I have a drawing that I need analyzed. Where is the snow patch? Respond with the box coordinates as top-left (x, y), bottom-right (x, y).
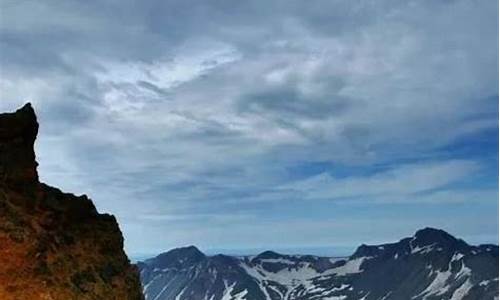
top-left (260, 258), bottom-right (296, 265)
top-left (451, 253), bottom-right (464, 262)
top-left (411, 243), bottom-right (436, 254)
top-left (415, 269), bottom-right (452, 299)
top-left (330, 257), bottom-right (371, 276)
top-left (450, 279), bottom-right (473, 300)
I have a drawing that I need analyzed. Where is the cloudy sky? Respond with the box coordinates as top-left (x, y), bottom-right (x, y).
top-left (0, 0), bottom-right (498, 257)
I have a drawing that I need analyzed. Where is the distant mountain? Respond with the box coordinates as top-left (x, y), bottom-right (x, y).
top-left (138, 228), bottom-right (498, 300)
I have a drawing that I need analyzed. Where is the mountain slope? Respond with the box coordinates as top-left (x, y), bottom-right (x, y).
top-left (0, 104), bottom-right (143, 299)
top-left (139, 228), bottom-right (498, 300)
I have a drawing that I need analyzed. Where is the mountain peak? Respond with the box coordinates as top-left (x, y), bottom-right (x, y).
top-left (414, 227), bottom-right (453, 239)
top-left (0, 104), bottom-right (143, 299)
top-left (412, 227), bottom-right (467, 249)
top-left (177, 245), bottom-right (205, 256)
top-left (151, 245), bottom-right (206, 269)
top-left (351, 228), bottom-right (470, 259)
top-left (255, 250), bottom-right (284, 260)
top-left (0, 102), bottom-right (39, 188)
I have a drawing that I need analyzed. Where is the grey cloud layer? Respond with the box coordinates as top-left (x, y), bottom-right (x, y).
top-left (0, 0), bottom-right (497, 253)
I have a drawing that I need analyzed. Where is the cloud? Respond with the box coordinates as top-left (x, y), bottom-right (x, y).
top-left (0, 0), bottom-right (497, 253)
top-left (95, 41), bottom-right (241, 114)
top-left (277, 160), bottom-right (481, 201)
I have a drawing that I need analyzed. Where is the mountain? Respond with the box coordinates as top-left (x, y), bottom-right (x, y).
top-left (139, 228), bottom-right (498, 300)
top-left (0, 104), bottom-right (143, 299)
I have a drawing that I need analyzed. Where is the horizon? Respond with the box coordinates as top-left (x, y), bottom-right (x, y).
top-left (129, 245), bottom-right (356, 262)
top-left (128, 226), bottom-right (499, 262)
top-left (0, 0), bottom-right (498, 256)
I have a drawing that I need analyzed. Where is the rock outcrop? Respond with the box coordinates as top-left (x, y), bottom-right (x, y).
top-left (0, 104), bottom-right (143, 299)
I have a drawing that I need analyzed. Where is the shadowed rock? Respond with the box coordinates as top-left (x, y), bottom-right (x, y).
top-left (0, 104), bottom-right (143, 300)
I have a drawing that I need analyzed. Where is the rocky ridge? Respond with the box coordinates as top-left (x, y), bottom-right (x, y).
top-left (0, 104), bottom-right (143, 299)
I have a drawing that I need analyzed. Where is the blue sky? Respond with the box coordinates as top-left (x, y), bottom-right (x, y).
top-left (0, 0), bottom-right (498, 257)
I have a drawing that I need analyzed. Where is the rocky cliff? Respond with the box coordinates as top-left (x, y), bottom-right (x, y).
top-left (0, 104), bottom-right (143, 299)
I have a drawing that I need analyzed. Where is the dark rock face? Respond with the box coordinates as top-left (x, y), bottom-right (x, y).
top-left (147, 245), bottom-right (206, 270)
top-left (139, 248), bottom-right (267, 300)
top-left (139, 228), bottom-right (498, 300)
top-left (0, 104), bottom-right (143, 299)
top-left (0, 104), bottom-right (39, 188)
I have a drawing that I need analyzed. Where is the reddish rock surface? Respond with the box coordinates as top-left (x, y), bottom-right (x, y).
top-left (0, 104), bottom-right (143, 299)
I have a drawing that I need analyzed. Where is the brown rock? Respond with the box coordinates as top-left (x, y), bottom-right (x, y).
top-left (0, 104), bottom-right (144, 300)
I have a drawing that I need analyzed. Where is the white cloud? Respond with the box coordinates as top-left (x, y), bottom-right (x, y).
top-left (277, 160), bottom-right (481, 201)
top-left (96, 42), bottom-right (241, 115)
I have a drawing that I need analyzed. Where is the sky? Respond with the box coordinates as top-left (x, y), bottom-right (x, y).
top-left (0, 0), bottom-right (498, 258)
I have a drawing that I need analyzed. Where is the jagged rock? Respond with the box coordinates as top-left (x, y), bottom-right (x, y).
top-left (0, 104), bottom-right (143, 300)
top-left (0, 104), bottom-right (39, 188)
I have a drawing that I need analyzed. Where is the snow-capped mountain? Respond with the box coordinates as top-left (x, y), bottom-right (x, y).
top-left (138, 228), bottom-right (498, 300)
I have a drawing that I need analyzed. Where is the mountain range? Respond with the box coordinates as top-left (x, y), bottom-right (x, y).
top-left (138, 228), bottom-right (498, 300)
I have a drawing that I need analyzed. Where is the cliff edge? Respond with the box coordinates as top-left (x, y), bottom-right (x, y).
top-left (0, 104), bottom-right (143, 299)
